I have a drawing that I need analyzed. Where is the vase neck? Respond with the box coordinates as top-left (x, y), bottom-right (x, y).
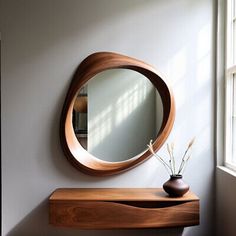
top-left (170, 174), bottom-right (182, 179)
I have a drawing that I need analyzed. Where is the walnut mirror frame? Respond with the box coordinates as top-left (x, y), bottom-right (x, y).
top-left (60, 52), bottom-right (175, 176)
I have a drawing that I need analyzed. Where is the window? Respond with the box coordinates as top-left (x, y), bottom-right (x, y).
top-left (225, 0), bottom-right (236, 170)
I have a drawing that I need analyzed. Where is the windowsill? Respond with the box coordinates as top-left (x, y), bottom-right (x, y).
top-left (217, 165), bottom-right (236, 178)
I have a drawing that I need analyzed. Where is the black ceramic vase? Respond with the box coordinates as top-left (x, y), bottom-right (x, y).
top-left (163, 175), bottom-right (189, 197)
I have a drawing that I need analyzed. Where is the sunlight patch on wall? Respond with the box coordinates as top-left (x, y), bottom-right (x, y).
top-left (169, 47), bottom-right (187, 83)
top-left (197, 23), bottom-right (211, 60)
top-left (168, 46), bottom-right (187, 110)
top-left (196, 23), bottom-right (211, 88)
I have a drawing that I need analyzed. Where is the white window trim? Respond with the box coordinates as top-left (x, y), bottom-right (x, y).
top-left (216, 0), bottom-right (236, 175)
top-left (224, 0), bottom-right (236, 171)
top-left (216, 0), bottom-right (226, 168)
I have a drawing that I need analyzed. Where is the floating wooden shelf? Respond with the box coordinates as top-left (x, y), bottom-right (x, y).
top-left (49, 188), bottom-right (199, 229)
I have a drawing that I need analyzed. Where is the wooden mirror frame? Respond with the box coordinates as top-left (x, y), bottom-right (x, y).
top-left (60, 52), bottom-right (175, 176)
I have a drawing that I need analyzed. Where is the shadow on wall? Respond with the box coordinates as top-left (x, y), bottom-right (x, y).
top-left (4, 0), bottom-right (156, 74)
top-left (6, 198), bottom-right (184, 236)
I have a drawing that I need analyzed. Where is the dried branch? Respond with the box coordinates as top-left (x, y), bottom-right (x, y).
top-left (148, 137), bottom-right (195, 176)
top-left (177, 137), bottom-right (195, 174)
top-left (147, 140), bottom-right (173, 174)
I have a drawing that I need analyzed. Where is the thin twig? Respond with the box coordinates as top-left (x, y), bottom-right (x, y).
top-left (167, 143), bottom-right (174, 174)
top-left (177, 138), bottom-right (195, 174)
top-left (152, 153), bottom-right (172, 175)
top-left (171, 142), bottom-right (175, 174)
top-left (147, 141), bottom-right (173, 174)
top-left (148, 142), bottom-right (172, 169)
top-left (180, 154), bottom-right (192, 174)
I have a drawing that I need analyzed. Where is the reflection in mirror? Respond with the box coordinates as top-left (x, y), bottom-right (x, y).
top-left (73, 86), bottom-right (88, 149)
top-left (73, 69), bottom-right (163, 162)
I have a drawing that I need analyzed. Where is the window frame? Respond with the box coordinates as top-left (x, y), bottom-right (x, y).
top-left (224, 0), bottom-right (236, 171)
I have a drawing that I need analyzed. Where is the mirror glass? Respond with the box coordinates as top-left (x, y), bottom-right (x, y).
top-left (72, 69), bottom-right (163, 162)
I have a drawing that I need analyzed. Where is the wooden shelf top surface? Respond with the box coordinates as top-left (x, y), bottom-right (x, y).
top-left (50, 188), bottom-right (199, 202)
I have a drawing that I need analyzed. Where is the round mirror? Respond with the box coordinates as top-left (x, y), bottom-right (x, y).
top-left (60, 52), bottom-right (175, 176)
top-left (72, 69), bottom-right (163, 162)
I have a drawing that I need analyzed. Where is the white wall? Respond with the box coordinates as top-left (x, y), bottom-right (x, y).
top-left (1, 0), bottom-right (215, 235)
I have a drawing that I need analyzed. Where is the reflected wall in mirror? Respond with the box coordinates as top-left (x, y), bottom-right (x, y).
top-left (72, 69), bottom-right (163, 162)
top-left (60, 52), bottom-right (175, 176)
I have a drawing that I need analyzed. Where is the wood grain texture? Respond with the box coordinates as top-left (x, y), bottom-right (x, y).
top-left (60, 52), bottom-right (175, 176)
top-left (49, 188), bottom-right (199, 229)
top-left (49, 188), bottom-right (199, 202)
